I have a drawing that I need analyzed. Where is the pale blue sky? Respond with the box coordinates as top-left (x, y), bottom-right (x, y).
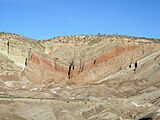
top-left (0, 0), bottom-right (160, 40)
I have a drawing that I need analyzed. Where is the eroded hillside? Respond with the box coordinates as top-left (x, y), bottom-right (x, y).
top-left (0, 32), bottom-right (160, 120)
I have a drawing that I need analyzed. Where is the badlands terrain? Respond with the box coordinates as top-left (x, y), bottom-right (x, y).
top-left (0, 32), bottom-right (160, 120)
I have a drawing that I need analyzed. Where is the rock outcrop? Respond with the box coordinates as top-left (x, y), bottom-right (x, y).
top-left (0, 32), bottom-right (160, 120)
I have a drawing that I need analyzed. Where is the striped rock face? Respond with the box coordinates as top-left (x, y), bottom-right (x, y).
top-left (0, 32), bottom-right (160, 120)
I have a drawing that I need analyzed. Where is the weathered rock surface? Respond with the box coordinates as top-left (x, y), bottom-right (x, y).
top-left (0, 32), bottom-right (160, 120)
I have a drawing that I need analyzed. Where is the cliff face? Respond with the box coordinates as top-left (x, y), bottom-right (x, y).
top-left (0, 32), bottom-right (160, 120)
top-left (2, 33), bottom-right (158, 83)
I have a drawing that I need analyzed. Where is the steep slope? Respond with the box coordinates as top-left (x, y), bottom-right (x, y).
top-left (0, 32), bottom-right (160, 120)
